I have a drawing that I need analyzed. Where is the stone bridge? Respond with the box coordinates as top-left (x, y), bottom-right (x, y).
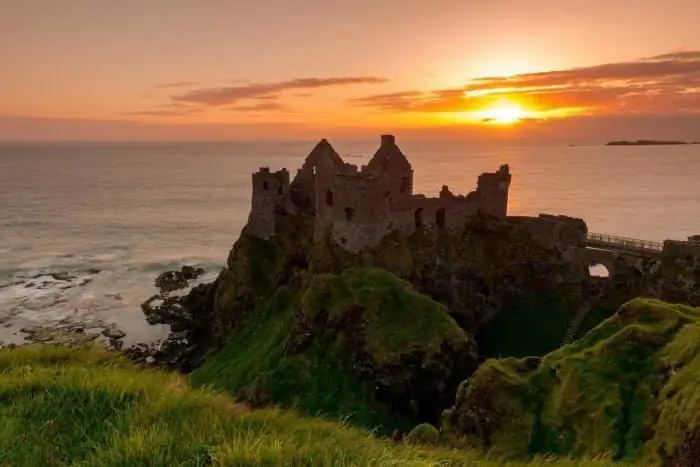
top-left (583, 233), bottom-right (663, 276)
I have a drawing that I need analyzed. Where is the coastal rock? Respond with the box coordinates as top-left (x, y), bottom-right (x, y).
top-left (101, 325), bottom-right (126, 340)
top-left (136, 264), bottom-right (217, 371)
top-left (18, 325), bottom-right (101, 346)
top-left (154, 266), bottom-right (205, 294)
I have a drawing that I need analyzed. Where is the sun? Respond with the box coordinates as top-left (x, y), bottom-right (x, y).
top-left (478, 102), bottom-right (528, 125)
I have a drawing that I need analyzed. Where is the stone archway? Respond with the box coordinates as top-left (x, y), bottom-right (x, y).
top-left (582, 248), bottom-right (617, 279)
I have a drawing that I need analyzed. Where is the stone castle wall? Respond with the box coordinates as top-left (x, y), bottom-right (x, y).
top-left (508, 214), bottom-right (588, 251)
top-left (247, 135), bottom-right (513, 251)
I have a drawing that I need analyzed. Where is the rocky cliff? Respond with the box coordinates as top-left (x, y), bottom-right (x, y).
top-left (138, 209), bottom-right (700, 449)
top-left (140, 212), bottom-right (599, 426)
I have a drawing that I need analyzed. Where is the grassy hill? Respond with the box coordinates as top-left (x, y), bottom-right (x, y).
top-left (0, 345), bottom-right (615, 466)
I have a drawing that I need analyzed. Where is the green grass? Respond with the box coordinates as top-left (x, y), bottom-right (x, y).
top-left (193, 284), bottom-right (399, 432)
top-left (0, 345), bottom-right (617, 466)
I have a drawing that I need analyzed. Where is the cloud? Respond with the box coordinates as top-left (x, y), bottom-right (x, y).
top-left (172, 76), bottom-right (388, 106)
top-left (351, 50), bottom-right (700, 116)
top-left (119, 102), bottom-right (201, 117)
top-left (154, 81), bottom-right (198, 89)
top-left (227, 101), bottom-right (292, 112)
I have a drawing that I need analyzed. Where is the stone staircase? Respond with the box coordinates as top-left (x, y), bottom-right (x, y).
top-left (562, 287), bottom-right (607, 345)
top-left (562, 301), bottom-right (591, 345)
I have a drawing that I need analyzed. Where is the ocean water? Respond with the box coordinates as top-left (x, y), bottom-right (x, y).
top-left (1, 140), bottom-right (699, 344)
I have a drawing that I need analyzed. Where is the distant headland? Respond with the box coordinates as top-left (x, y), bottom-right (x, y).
top-left (606, 139), bottom-right (700, 146)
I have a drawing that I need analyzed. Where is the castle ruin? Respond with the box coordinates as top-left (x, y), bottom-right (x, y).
top-left (248, 134), bottom-right (512, 252)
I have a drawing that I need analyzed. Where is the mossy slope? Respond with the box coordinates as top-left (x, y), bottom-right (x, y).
top-left (194, 267), bottom-right (476, 432)
top-left (442, 298), bottom-right (700, 465)
top-left (0, 345), bottom-right (616, 466)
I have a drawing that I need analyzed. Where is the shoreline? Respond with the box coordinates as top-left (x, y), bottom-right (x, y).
top-left (0, 264), bottom-right (218, 366)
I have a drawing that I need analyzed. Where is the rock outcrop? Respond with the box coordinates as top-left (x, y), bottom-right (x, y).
top-left (441, 298), bottom-right (700, 465)
top-left (290, 268), bottom-right (477, 423)
top-left (138, 265), bottom-right (216, 371)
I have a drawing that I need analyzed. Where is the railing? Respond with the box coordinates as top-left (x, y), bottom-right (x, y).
top-left (586, 233), bottom-right (663, 253)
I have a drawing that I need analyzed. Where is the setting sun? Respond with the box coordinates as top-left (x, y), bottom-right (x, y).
top-left (478, 101), bottom-right (529, 124)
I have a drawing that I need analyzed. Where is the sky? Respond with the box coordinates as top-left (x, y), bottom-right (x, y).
top-left (2, 0), bottom-right (700, 141)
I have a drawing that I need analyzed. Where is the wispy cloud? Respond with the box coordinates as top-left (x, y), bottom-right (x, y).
top-left (120, 102), bottom-right (201, 117)
top-left (227, 101), bottom-right (292, 112)
top-left (154, 81), bottom-right (199, 89)
top-left (172, 76), bottom-right (388, 106)
top-left (351, 50), bottom-right (700, 116)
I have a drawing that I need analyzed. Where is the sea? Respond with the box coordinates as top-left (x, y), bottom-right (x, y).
top-left (1, 140), bottom-right (699, 345)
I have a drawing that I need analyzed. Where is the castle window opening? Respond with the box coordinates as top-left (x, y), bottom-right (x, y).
top-left (277, 185), bottom-right (283, 195)
top-left (263, 181), bottom-right (269, 191)
top-left (436, 208), bottom-right (446, 230)
top-left (414, 208), bottom-right (424, 228)
top-left (326, 190), bottom-right (334, 206)
top-left (345, 207), bottom-right (355, 222)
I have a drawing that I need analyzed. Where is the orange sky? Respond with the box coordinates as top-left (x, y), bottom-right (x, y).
top-left (2, 0), bottom-right (700, 141)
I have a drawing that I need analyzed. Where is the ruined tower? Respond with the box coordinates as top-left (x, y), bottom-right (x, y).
top-left (247, 167), bottom-right (290, 239)
top-left (362, 134), bottom-right (414, 202)
top-left (475, 164), bottom-right (511, 217)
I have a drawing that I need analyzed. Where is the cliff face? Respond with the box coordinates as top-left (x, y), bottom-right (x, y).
top-left (145, 212), bottom-right (598, 370)
top-left (144, 213), bottom-right (600, 427)
top-left (140, 210), bottom-right (700, 443)
top-left (441, 298), bottom-right (700, 465)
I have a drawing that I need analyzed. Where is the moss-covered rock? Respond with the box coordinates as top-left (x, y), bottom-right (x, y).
top-left (405, 423), bottom-right (440, 446)
top-left (294, 268), bottom-right (478, 423)
top-left (441, 298), bottom-right (700, 464)
top-left (194, 268), bottom-right (476, 431)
